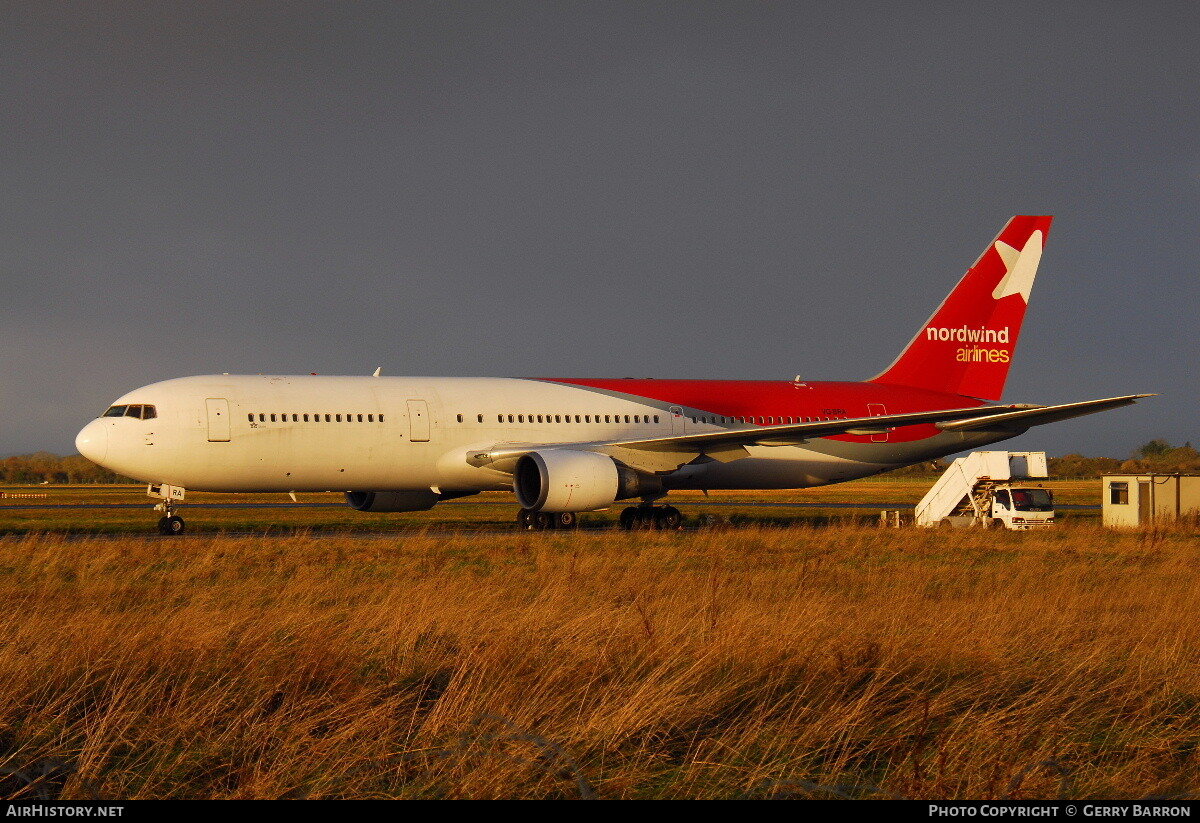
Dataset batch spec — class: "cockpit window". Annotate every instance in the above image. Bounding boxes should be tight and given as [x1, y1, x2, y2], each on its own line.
[103, 404, 156, 419]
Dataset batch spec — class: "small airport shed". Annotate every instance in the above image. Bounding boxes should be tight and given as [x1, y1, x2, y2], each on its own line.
[1102, 474, 1200, 527]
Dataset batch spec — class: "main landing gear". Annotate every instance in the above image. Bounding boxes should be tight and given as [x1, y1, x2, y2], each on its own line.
[618, 505, 683, 531]
[517, 509, 579, 531]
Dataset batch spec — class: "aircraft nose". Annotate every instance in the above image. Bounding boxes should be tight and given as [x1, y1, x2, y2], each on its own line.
[75, 419, 108, 464]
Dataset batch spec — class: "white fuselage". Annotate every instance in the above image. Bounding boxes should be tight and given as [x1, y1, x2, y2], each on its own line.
[75, 374, 935, 494]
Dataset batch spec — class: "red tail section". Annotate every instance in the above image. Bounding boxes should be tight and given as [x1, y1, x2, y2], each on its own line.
[869, 215, 1053, 401]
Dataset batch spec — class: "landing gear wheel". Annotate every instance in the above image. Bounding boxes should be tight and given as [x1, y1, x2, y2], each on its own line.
[534, 512, 554, 530]
[158, 515, 185, 536]
[552, 511, 578, 529]
[991, 518, 1006, 530]
[619, 507, 637, 530]
[658, 506, 683, 530]
[619, 505, 682, 530]
[517, 509, 535, 530]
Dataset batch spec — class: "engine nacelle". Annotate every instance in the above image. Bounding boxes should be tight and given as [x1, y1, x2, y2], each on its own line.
[514, 450, 663, 512]
[345, 490, 440, 512]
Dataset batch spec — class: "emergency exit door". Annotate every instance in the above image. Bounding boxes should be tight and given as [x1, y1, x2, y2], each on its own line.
[670, 406, 685, 435]
[205, 398, 231, 442]
[407, 399, 430, 442]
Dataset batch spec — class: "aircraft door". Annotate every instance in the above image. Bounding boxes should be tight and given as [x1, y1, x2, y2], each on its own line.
[669, 406, 685, 435]
[867, 403, 889, 442]
[407, 399, 431, 442]
[205, 398, 231, 442]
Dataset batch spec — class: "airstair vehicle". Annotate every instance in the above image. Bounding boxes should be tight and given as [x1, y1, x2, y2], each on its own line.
[913, 451, 1055, 530]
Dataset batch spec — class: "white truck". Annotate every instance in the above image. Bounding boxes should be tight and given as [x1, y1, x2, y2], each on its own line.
[914, 451, 1056, 530]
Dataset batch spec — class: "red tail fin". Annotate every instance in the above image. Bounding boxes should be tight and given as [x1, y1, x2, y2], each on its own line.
[870, 215, 1053, 401]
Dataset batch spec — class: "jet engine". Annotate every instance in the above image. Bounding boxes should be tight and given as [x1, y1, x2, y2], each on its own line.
[344, 490, 441, 512]
[514, 450, 662, 512]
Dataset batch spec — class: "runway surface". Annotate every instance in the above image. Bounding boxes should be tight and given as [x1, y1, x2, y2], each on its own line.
[0, 501, 1099, 510]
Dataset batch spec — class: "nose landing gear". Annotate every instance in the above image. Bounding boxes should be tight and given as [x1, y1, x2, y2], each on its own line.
[149, 484, 187, 536]
[157, 512, 185, 535]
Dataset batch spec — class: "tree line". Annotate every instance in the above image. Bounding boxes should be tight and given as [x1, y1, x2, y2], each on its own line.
[0, 452, 132, 484]
[1, 440, 1197, 485]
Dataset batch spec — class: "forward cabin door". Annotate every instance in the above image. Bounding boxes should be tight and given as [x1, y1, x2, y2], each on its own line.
[867, 403, 889, 442]
[205, 398, 231, 442]
[407, 399, 431, 442]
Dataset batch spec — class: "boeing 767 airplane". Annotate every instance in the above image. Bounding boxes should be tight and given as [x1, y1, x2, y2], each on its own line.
[76, 215, 1150, 533]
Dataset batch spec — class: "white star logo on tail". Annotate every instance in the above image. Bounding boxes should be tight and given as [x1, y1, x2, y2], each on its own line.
[991, 229, 1043, 303]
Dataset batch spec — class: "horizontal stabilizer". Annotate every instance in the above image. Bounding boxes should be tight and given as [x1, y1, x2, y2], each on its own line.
[935, 394, 1155, 432]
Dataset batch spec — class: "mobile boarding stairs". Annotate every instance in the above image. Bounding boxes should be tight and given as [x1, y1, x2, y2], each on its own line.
[902, 451, 1053, 530]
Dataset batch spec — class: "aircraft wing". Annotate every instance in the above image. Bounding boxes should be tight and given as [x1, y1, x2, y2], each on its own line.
[467, 394, 1152, 471]
[468, 403, 1029, 466]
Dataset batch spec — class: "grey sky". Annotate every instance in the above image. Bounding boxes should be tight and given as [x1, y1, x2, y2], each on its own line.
[2, 1, 1196, 457]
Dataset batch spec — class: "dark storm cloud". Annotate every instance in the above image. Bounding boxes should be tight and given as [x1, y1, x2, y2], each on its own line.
[2, 1, 1196, 456]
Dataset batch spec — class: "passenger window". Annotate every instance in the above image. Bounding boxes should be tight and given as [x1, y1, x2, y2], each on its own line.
[357, 414, 363, 422]
[379, 415, 385, 422]
[457, 414, 463, 423]
[604, 415, 611, 423]
[293, 414, 299, 422]
[654, 415, 660, 424]
[303, 414, 309, 422]
[270, 414, 277, 422]
[477, 414, 483, 423]
[247, 413, 254, 422]
[336, 414, 342, 422]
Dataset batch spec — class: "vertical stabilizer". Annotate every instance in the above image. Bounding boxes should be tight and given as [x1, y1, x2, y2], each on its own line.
[870, 215, 1052, 400]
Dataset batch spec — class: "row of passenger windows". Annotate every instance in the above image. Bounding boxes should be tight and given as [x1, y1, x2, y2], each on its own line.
[690, 415, 846, 425]
[449, 412, 848, 425]
[102, 404, 157, 419]
[248, 412, 385, 423]
[454, 413, 663, 424]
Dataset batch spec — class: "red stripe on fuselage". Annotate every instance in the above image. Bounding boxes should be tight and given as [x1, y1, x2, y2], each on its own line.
[536, 378, 989, 443]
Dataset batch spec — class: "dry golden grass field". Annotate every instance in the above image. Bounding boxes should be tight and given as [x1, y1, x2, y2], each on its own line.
[1, 482, 1198, 799]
